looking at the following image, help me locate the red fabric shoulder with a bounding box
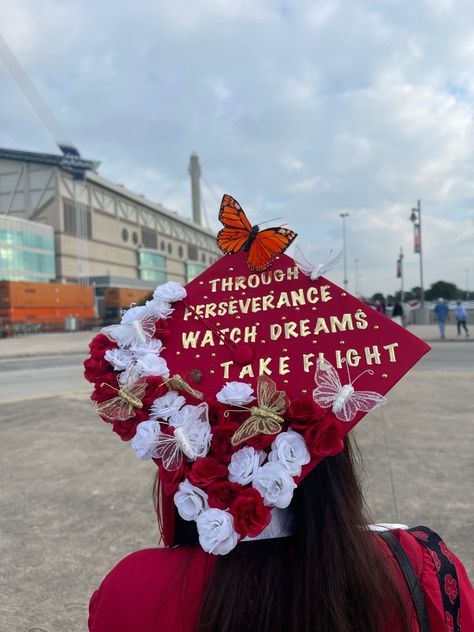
[88,547,215,632]
[384,530,474,632]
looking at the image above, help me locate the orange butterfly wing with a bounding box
[247,227,297,272]
[217,194,252,255]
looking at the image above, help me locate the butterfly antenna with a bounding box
[351,368,375,386]
[258,217,282,226]
[100,382,120,392]
[224,405,251,417]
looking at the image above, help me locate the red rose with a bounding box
[156,460,186,496]
[84,355,112,383]
[304,416,344,457]
[142,376,167,408]
[245,430,280,450]
[208,401,227,426]
[112,417,140,441]
[287,394,326,430]
[230,488,271,538]
[210,422,240,464]
[91,372,119,404]
[188,457,228,488]
[207,480,242,510]
[89,333,117,359]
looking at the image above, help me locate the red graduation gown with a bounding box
[89,530,474,632]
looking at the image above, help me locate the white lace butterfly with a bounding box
[156,403,212,471]
[102,305,156,349]
[312,358,386,422]
[294,245,343,281]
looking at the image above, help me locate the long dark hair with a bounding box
[191,437,408,632]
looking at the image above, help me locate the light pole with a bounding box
[409,200,424,307]
[340,213,350,290]
[354,258,359,296]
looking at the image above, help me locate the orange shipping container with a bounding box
[0,281,93,308]
[0,305,95,323]
[104,287,151,309]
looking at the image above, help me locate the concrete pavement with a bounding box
[0,342,472,630]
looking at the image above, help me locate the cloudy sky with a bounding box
[1,0,473,296]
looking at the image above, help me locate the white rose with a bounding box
[252,462,297,509]
[196,508,239,555]
[131,420,161,460]
[131,338,163,358]
[170,403,212,459]
[136,354,169,378]
[174,480,208,521]
[118,362,139,385]
[228,446,266,485]
[268,428,310,477]
[104,347,133,371]
[153,281,187,303]
[143,299,174,320]
[216,381,255,406]
[150,391,185,421]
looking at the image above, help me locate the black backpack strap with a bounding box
[409,526,461,632]
[379,531,432,632]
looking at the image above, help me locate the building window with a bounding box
[132,231,139,245]
[122,228,129,242]
[141,227,158,249]
[201,253,206,263]
[167,243,172,254]
[186,262,205,282]
[178,245,184,258]
[160,240,166,251]
[63,200,92,238]
[138,249,166,283]
[0,225,55,282]
[188,244,198,261]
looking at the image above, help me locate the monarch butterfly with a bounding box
[217,194,297,272]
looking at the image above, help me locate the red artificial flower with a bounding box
[245,430,280,451]
[90,372,120,404]
[112,417,140,441]
[210,421,240,464]
[188,457,228,488]
[156,460,186,496]
[207,401,228,426]
[207,480,242,510]
[83,355,112,384]
[142,376,167,408]
[304,416,344,458]
[88,333,117,359]
[230,488,272,538]
[287,393,326,430]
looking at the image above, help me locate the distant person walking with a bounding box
[433,297,449,339]
[455,300,469,337]
[391,302,403,326]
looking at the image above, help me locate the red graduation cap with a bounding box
[86,197,430,554]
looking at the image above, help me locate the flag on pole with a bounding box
[396,256,402,278]
[413,224,421,253]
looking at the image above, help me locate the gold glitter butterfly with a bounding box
[96,376,147,421]
[230,375,290,446]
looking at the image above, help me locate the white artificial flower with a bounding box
[121,304,147,324]
[252,462,297,509]
[143,299,174,320]
[131,420,161,460]
[150,391,185,421]
[131,338,163,358]
[228,446,266,486]
[102,304,156,349]
[104,347,133,371]
[174,480,208,521]
[153,281,187,303]
[268,428,310,477]
[135,354,170,378]
[216,381,255,406]
[118,362,139,385]
[196,508,239,555]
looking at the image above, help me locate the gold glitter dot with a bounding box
[283,348,288,352]
[195,354,200,358]
[256,322,260,326]
[261,340,266,344]
[282,316,286,321]
[283,379,288,384]
[270,290,275,294]
[229,267,234,271]
[301,389,307,394]
[176,351,181,356]
[203,295,208,299]
[210,370,215,375]
[199,281,204,285]
[382,373,388,378]
[211,352,216,357]
[341,292,347,296]
[373,325,379,330]
[295,307,300,311]
[312,306,317,311]
[312,340,317,344]
[216,322,221,327]
[340,340,345,345]
[242,291,246,296]
[230,296,235,300]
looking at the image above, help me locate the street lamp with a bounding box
[340,213,350,290]
[409,200,424,307]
